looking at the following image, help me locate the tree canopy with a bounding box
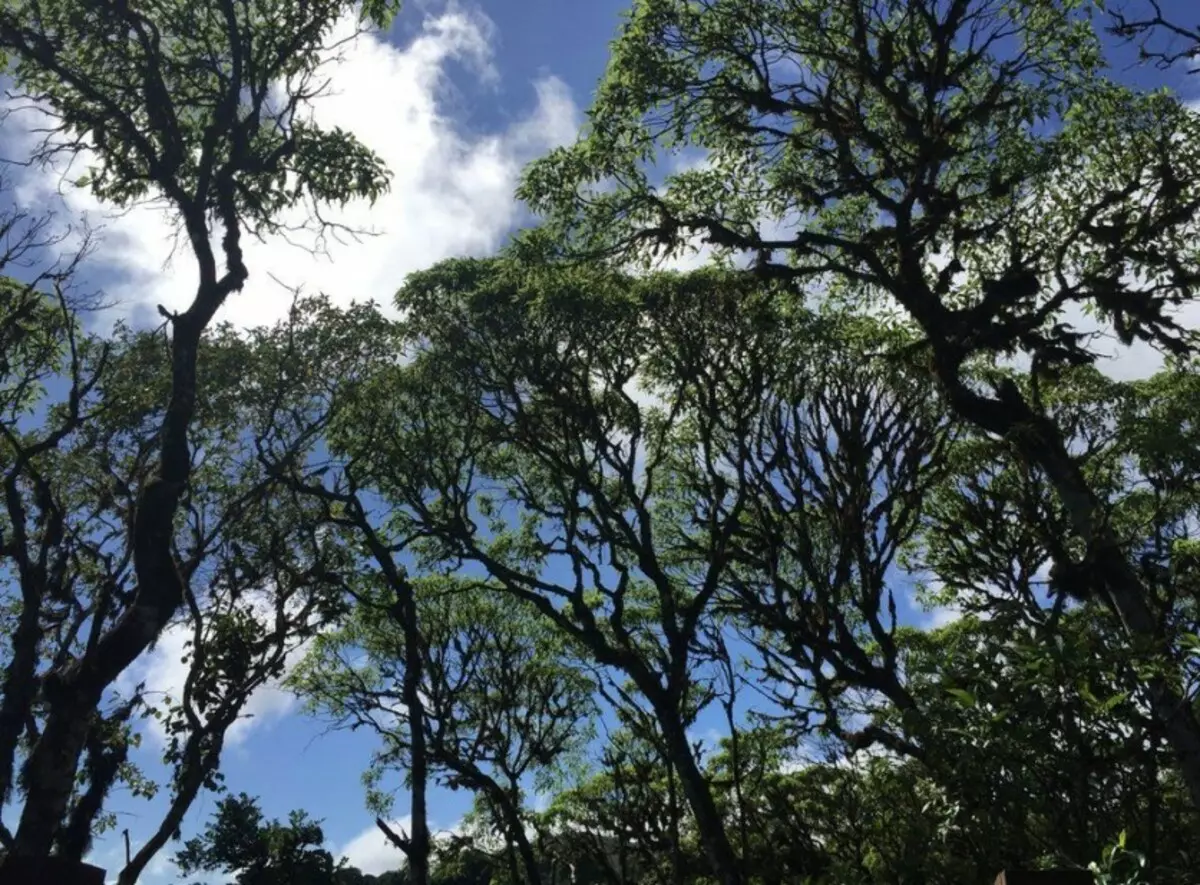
[2,1,1200,884]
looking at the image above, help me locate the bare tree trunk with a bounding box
[10,690,98,856]
[438,759,542,885]
[399,591,431,885]
[656,712,743,885]
[718,638,750,866]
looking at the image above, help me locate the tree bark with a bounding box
[399,591,431,885]
[9,689,98,857]
[665,759,684,885]
[655,711,743,885]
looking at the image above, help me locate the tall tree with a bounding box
[292,578,596,885]
[314,257,967,885]
[2,286,383,880]
[113,299,386,885]
[539,727,696,885]
[0,0,397,868]
[906,362,1200,881]
[517,0,1200,807]
[331,260,774,885]
[0,178,105,859]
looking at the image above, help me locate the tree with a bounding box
[904,362,1200,882]
[328,260,793,885]
[310,256,973,885]
[703,725,829,885]
[292,578,596,885]
[176,792,365,885]
[781,750,975,885]
[538,728,698,885]
[517,0,1200,809]
[644,300,952,758]
[892,612,1199,882]
[0,0,397,868]
[2,286,385,881]
[113,298,389,885]
[0,177,109,860]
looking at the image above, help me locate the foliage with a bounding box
[292,576,596,885]
[1,0,395,227]
[517,0,1200,820]
[9,2,1200,884]
[176,792,407,885]
[0,284,387,880]
[0,0,400,870]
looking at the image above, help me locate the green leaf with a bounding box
[946,688,977,708]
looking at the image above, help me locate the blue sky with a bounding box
[1,0,1198,881]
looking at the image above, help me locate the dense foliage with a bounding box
[2,1,1200,884]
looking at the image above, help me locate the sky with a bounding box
[1,0,1198,882]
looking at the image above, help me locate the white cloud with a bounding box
[926,604,964,629]
[1049,301,1197,382]
[909,574,961,630]
[777,757,807,774]
[6,0,580,751]
[337,813,470,875]
[3,5,580,331]
[339,815,413,876]
[685,726,726,754]
[117,609,310,748]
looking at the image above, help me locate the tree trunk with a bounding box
[117,731,224,885]
[502,832,524,885]
[9,689,98,857]
[436,758,541,885]
[723,697,750,868]
[656,713,743,885]
[0,586,44,812]
[500,788,541,885]
[400,593,431,885]
[3,308,214,871]
[57,704,135,862]
[665,758,683,885]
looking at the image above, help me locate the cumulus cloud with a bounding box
[117,617,308,749]
[3,4,580,331]
[6,3,580,748]
[339,816,413,876]
[338,814,469,875]
[911,574,965,630]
